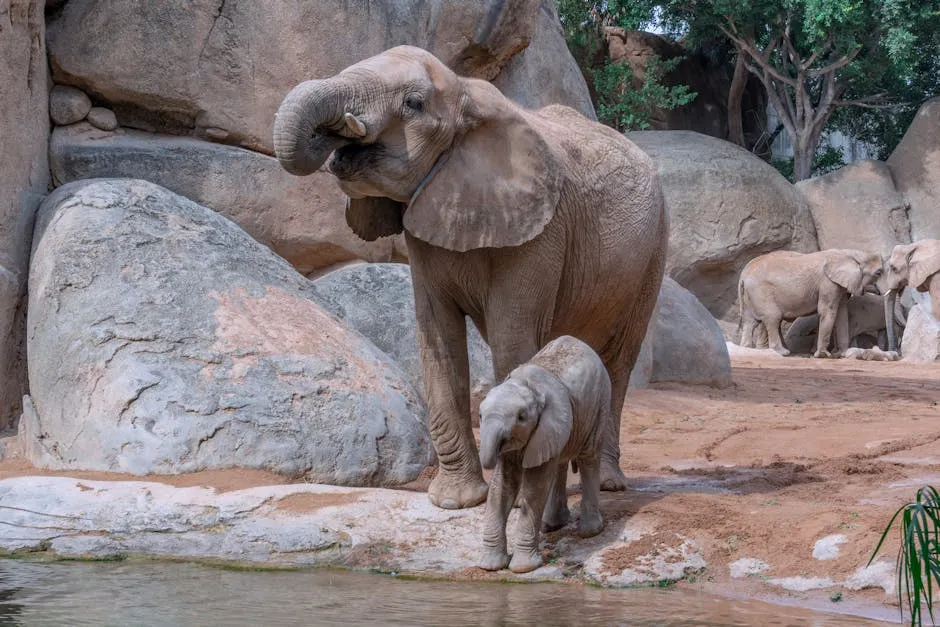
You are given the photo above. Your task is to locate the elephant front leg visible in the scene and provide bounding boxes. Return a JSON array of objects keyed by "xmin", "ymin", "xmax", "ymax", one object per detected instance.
[
  {"xmin": 815, "ymin": 297, "xmax": 842, "ymax": 358},
  {"xmin": 510, "ymin": 463, "xmax": 553, "ymax": 574},
  {"xmin": 479, "ymin": 454, "xmax": 521, "ymax": 571},
  {"xmin": 576, "ymin": 454, "xmax": 604, "ymax": 538},
  {"xmin": 541, "ymin": 462, "xmax": 570, "ymax": 532},
  {"xmin": 413, "ymin": 282, "xmax": 488, "ymax": 510}
]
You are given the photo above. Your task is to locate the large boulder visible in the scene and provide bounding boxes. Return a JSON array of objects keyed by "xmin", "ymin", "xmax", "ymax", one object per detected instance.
[
  {"xmin": 24, "ymin": 179, "xmax": 432, "ymax": 485},
  {"xmin": 0, "ymin": 0, "xmax": 49, "ymax": 429},
  {"xmin": 649, "ymin": 278, "xmax": 732, "ymax": 388},
  {"xmin": 796, "ymin": 160, "xmax": 911, "ymax": 258},
  {"xmin": 627, "ymin": 131, "xmax": 818, "ymax": 323},
  {"xmin": 901, "ymin": 304, "xmax": 940, "ymax": 362},
  {"xmin": 310, "ymin": 263, "xmax": 495, "ymax": 403},
  {"xmin": 46, "ymin": 0, "xmax": 592, "ymax": 153},
  {"xmin": 50, "ymin": 124, "xmax": 400, "ymax": 276},
  {"xmin": 888, "ymin": 98, "xmax": 940, "ymax": 241},
  {"xmin": 44, "ymin": 0, "xmax": 593, "ymax": 276}
]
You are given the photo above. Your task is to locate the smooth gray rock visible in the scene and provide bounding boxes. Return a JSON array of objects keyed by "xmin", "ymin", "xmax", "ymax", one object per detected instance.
[
  {"xmin": 49, "ymin": 84, "xmax": 91, "ymax": 125},
  {"xmin": 50, "ymin": 123, "xmax": 401, "ymax": 276},
  {"xmin": 901, "ymin": 304, "xmax": 940, "ymax": 362},
  {"xmin": 25, "ymin": 179, "xmax": 432, "ymax": 485},
  {"xmin": 888, "ymin": 97, "xmax": 940, "ymax": 241},
  {"xmin": 0, "ymin": 0, "xmax": 49, "ymax": 429},
  {"xmin": 650, "ymin": 278, "xmax": 732, "ymax": 388},
  {"xmin": 627, "ymin": 131, "xmax": 818, "ymax": 323},
  {"xmin": 86, "ymin": 106, "xmax": 118, "ymax": 131},
  {"xmin": 311, "ymin": 263, "xmax": 495, "ymax": 406}
]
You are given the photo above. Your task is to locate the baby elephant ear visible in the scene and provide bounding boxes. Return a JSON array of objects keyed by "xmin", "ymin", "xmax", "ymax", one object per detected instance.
[
  {"xmin": 520, "ymin": 366, "xmax": 573, "ymax": 469},
  {"xmin": 345, "ymin": 196, "xmax": 404, "ymax": 241},
  {"xmin": 824, "ymin": 253, "xmax": 864, "ymax": 297},
  {"xmin": 403, "ymin": 81, "xmax": 561, "ymax": 252}
]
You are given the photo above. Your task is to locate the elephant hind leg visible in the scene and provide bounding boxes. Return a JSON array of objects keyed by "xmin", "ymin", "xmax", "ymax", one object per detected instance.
[{"xmin": 764, "ymin": 316, "xmax": 790, "ymax": 356}]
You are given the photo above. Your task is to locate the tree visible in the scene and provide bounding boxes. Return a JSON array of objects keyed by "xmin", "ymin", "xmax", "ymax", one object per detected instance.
[
  {"xmin": 656, "ymin": 0, "xmax": 940, "ymax": 181},
  {"xmin": 555, "ymin": 1, "xmax": 697, "ymax": 131}
]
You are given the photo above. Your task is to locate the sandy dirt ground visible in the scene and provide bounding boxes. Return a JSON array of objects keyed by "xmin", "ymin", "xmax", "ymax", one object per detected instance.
[{"xmin": 1, "ymin": 352, "xmax": 938, "ymax": 620}]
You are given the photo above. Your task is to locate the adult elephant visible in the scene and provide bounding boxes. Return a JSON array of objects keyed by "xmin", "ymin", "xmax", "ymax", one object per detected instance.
[
  {"xmin": 883, "ymin": 240, "xmax": 940, "ymax": 352},
  {"xmin": 738, "ymin": 249, "xmax": 884, "ymax": 357},
  {"xmin": 273, "ymin": 46, "xmax": 667, "ymax": 509}
]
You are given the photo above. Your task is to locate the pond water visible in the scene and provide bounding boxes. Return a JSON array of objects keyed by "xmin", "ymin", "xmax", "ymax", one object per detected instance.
[{"xmin": 0, "ymin": 560, "xmax": 892, "ymax": 626}]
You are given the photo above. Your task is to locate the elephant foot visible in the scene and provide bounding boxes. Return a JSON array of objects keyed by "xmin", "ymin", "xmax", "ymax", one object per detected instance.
[
  {"xmin": 478, "ymin": 547, "xmax": 510, "ymax": 571},
  {"xmin": 428, "ymin": 472, "xmax": 488, "ymax": 510},
  {"xmin": 541, "ymin": 505, "xmax": 570, "ymax": 532},
  {"xmin": 813, "ymin": 349, "xmax": 832, "ymax": 359},
  {"xmin": 772, "ymin": 346, "xmax": 791, "ymax": 356},
  {"xmin": 600, "ymin": 461, "xmax": 628, "ymax": 492},
  {"xmin": 577, "ymin": 512, "xmax": 604, "ymax": 538},
  {"xmin": 509, "ymin": 549, "xmax": 543, "ymax": 574}
]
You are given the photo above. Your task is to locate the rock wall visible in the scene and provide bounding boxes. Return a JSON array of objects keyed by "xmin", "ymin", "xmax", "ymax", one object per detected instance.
[
  {"xmin": 41, "ymin": 0, "xmax": 594, "ymax": 277},
  {"xmin": 0, "ymin": 0, "xmax": 49, "ymax": 429},
  {"xmin": 888, "ymin": 97, "xmax": 940, "ymax": 242}
]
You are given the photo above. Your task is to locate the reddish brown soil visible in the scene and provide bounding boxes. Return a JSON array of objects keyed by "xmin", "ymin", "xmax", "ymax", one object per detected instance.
[{"xmin": 273, "ymin": 491, "xmax": 361, "ymax": 513}]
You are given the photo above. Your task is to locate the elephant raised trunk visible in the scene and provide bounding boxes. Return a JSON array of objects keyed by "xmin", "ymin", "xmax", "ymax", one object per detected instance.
[
  {"xmin": 884, "ymin": 288, "xmax": 900, "ymax": 352},
  {"xmin": 273, "ymin": 79, "xmax": 359, "ymax": 176}
]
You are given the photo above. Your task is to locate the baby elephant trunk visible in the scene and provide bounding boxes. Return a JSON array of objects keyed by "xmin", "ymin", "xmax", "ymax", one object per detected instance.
[{"xmin": 479, "ymin": 423, "xmax": 509, "ymax": 470}]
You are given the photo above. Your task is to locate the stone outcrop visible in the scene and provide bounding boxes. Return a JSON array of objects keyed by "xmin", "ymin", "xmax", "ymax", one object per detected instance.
[
  {"xmin": 901, "ymin": 304, "xmax": 940, "ymax": 362},
  {"xmin": 796, "ymin": 160, "xmax": 911, "ymax": 258},
  {"xmin": 42, "ymin": 0, "xmax": 594, "ymax": 276},
  {"xmin": 649, "ymin": 278, "xmax": 732, "ymax": 387},
  {"xmin": 49, "ymin": 123, "xmax": 401, "ymax": 275},
  {"xmin": 46, "ymin": 0, "xmax": 592, "ymax": 153},
  {"xmin": 627, "ymin": 131, "xmax": 818, "ymax": 323},
  {"xmin": 605, "ymin": 29, "xmax": 767, "ymax": 151},
  {"xmin": 888, "ymin": 98, "xmax": 940, "ymax": 241},
  {"xmin": 25, "ymin": 179, "xmax": 432, "ymax": 485},
  {"xmin": 310, "ymin": 263, "xmax": 495, "ymax": 405},
  {"xmin": 0, "ymin": 0, "xmax": 49, "ymax": 429}
]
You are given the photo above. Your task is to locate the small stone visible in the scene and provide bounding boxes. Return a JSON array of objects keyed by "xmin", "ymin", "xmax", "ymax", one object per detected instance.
[
  {"xmin": 49, "ymin": 85, "xmax": 92, "ymax": 125},
  {"xmin": 86, "ymin": 107, "xmax": 118, "ymax": 131},
  {"xmin": 729, "ymin": 557, "xmax": 770, "ymax": 578},
  {"xmin": 768, "ymin": 576, "xmax": 836, "ymax": 592},
  {"xmin": 202, "ymin": 126, "xmax": 230, "ymax": 142},
  {"xmin": 812, "ymin": 534, "xmax": 847, "ymax": 560}
]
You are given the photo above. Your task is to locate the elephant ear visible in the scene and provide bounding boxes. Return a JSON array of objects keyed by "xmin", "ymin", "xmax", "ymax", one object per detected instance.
[
  {"xmin": 403, "ymin": 81, "xmax": 561, "ymax": 252},
  {"xmin": 908, "ymin": 241, "xmax": 940, "ymax": 292},
  {"xmin": 519, "ymin": 365, "xmax": 573, "ymax": 469},
  {"xmin": 345, "ymin": 196, "xmax": 404, "ymax": 241},
  {"xmin": 824, "ymin": 253, "xmax": 864, "ymax": 296}
]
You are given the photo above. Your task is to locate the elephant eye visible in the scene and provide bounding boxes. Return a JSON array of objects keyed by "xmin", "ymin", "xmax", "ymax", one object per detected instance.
[
  {"xmin": 404, "ymin": 95, "xmax": 424, "ymax": 113},
  {"xmin": 516, "ymin": 410, "xmax": 525, "ymax": 422}
]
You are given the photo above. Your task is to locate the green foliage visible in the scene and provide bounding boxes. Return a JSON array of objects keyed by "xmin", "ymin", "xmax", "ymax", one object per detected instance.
[
  {"xmin": 555, "ymin": 1, "xmax": 697, "ymax": 132},
  {"xmin": 593, "ymin": 57, "xmax": 697, "ymax": 131},
  {"xmin": 871, "ymin": 486, "xmax": 940, "ymax": 626},
  {"xmin": 770, "ymin": 144, "xmax": 845, "ymax": 182}
]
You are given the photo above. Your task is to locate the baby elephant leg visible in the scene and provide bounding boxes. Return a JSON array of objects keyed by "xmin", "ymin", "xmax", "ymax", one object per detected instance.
[
  {"xmin": 577, "ymin": 455, "xmax": 604, "ymax": 538},
  {"xmin": 541, "ymin": 462, "xmax": 570, "ymax": 532},
  {"xmin": 510, "ymin": 463, "xmax": 554, "ymax": 574},
  {"xmin": 479, "ymin": 454, "xmax": 521, "ymax": 571}
]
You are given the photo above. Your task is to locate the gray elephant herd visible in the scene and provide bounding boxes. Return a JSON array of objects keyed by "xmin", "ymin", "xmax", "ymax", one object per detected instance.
[
  {"xmin": 271, "ymin": 46, "xmax": 939, "ymax": 573},
  {"xmin": 739, "ymin": 241, "xmax": 940, "ymax": 358}
]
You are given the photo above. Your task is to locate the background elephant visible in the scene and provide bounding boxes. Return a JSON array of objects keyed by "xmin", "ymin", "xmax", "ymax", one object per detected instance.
[
  {"xmin": 478, "ymin": 336, "xmax": 608, "ymax": 573},
  {"xmin": 738, "ymin": 249, "xmax": 883, "ymax": 357},
  {"xmin": 883, "ymin": 240, "xmax": 940, "ymax": 352},
  {"xmin": 783, "ymin": 293, "xmax": 909, "ymax": 354},
  {"xmin": 274, "ymin": 46, "xmax": 667, "ymax": 509}
]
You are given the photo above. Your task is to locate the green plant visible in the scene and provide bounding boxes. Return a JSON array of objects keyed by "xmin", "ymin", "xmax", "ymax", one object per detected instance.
[
  {"xmin": 592, "ymin": 56, "xmax": 697, "ymax": 131},
  {"xmin": 870, "ymin": 486, "xmax": 940, "ymax": 626}
]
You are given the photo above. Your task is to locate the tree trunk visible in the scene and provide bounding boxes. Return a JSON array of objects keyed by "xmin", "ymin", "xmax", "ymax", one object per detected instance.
[
  {"xmin": 792, "ymin": 144, "xmax": 814, "ymax": 182},
  {"xmin": 727, "ymin": 53, "xmax": 747, "ymax": 147}
]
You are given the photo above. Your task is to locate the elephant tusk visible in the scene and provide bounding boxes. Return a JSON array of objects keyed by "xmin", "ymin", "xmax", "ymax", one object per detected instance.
[{"xmin": 344, "ymin": 112, "xmax": 367, "ymax": 138}]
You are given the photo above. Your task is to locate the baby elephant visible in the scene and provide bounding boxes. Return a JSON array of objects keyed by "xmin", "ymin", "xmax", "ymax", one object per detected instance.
[{"xmin": 478, "ymin": 335, "xmax": 610, "ymax": 573}]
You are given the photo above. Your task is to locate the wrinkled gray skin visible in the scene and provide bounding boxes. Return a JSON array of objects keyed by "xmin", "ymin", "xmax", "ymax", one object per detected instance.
[
  {"xmin": 273, "ymin": 46, "xmax": 667, "ymax": 509},
  {"xmin": 882, "ymin": 240, "xmax": 940, "ymax": 352},
  {"xmin": 477, "ymin": 336, "xmax": 609, "ymax": 573},
  {"xmin": 738, "ymin": 249, "xmax": 884, "ymax": 357}
]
